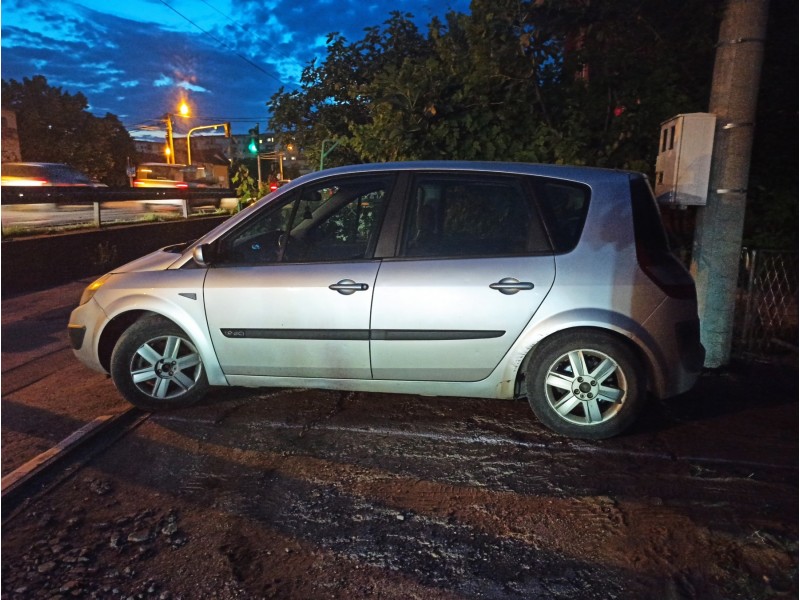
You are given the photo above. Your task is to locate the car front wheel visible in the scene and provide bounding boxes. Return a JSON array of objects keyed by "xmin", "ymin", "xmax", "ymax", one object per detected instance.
[
  {"xmin": 110, "ymin": 316, "xmax": 208, "ymax": 410},
  {"xmin": 525, "ymin": 331, "xmax": 646, "ymax": 439}
]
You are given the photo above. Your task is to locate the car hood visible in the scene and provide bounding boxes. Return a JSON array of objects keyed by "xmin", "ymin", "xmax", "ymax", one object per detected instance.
[{"xmin": 110, "ymin": 246, "xmax": 187, "ymax": 274}]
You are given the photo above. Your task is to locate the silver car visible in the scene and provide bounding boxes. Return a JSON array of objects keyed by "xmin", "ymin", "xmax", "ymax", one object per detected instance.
[{"xmin": 68, "ymin": 162, "xmax": 704, "ymax": 439}]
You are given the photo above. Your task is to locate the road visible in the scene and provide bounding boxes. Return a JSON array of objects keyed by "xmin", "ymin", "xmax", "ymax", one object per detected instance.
[{"xmin": 1, "ymin": 280, "xmax": 797, "ymax": 599}]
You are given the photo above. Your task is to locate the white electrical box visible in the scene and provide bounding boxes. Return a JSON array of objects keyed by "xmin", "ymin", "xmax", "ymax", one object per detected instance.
[{"xmin": 654, "ymin": 113, "xmax": 716, "ymax": 206}]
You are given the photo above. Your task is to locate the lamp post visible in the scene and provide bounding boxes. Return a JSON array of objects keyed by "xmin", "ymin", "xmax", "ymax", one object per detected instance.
[
  {"xmin": 320, "ymin": 139, "xmax": 340, "ymax": 171},
  {"xmin": 165, "ymin": 114, "xmax": 176, "ymax": 164},
  {"xmin": 164, "ymin": 101, "xmax": 191, "ymax": 164}
]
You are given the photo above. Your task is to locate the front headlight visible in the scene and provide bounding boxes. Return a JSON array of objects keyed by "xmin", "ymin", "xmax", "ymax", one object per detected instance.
[{"xmin": 78, "ymin": 274, "xmax": 112, "ymax": 306}]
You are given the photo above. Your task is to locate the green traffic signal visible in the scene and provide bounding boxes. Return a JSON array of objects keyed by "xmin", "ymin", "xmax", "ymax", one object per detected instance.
[{"xmin": 248, "ymin": 125, "xmax": 259, "ymax": 154}]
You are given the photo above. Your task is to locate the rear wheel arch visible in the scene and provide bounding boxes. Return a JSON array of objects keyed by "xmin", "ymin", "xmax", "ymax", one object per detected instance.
[
  {"xmin": 515, "ymin": 326, "xmax": 652, "ymax": 395},
  {"xmin": 518, "ymin": 327, "xmax": 650, "ymax": 439}
]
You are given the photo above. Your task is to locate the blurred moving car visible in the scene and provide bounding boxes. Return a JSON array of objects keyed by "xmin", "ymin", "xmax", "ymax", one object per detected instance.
[
  {"xmin": 133, "ymin": 163, "xmax": 223, "ymax": 209},
  {"xmin": 1, "ymin": 162, "xmax": 105, "ymax": 187},
  {"xmin": 68, "ymin": 161, "xmax": 705, "ymax": 440},
  {"xmin": 133, "ymin": 163, "xmax": 222, "ymax": 189}
]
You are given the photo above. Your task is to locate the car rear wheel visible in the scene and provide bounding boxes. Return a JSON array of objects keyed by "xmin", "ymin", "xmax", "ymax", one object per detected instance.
[
  {"xmin": 525, "ymin": 331, "xmax": 646, "ymax": 439},
  {"xmin": 110, "ymin": 316, "xmax": 208, "ymax": 410}
]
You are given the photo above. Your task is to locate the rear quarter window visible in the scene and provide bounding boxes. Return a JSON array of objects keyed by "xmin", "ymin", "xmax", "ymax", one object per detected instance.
[{"xmin": 529, "ymin": 178, "xmax": 591, "ymax": 253}]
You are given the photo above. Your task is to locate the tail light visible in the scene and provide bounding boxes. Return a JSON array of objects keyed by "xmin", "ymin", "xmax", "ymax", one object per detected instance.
[
  {"xmin": 630, "ymin": 176, "xmax": 697, "ymax": 300},
  {"xmin": 636, "ymin": 241, "xmax": 698, "ymax": 300}
]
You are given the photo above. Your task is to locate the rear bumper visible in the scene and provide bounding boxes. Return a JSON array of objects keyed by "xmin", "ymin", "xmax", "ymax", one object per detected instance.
[
  {"xmin": 676, "ymin": 318, "xmax": 705, "ymax": 373},
  {"xmin": 642, "ymin": 300, "xmax": 705, "ymax": 399}
]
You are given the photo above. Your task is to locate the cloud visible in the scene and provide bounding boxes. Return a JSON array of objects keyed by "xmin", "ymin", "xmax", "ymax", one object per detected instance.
[
  {"xmin": 2, "ymin": 0, "xmax": 470, "ymax": 135},
  {"xmin": 153, "ymin": 75, "xmax": 174, "ymax": 88},
  {"xmin": 178, "ymin": 81, "xmax": 209, "ymax": 94}
]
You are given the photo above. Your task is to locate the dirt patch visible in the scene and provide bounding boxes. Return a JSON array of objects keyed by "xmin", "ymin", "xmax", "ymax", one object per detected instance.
[{"xmin": 2, "ymin": 375, "xmax": 797, "ymax": 599}]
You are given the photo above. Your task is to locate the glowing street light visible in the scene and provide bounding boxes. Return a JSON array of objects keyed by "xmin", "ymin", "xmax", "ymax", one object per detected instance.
[{"xmin": 164, "ymin": 100, "xmax": 192, "ymax": 164}]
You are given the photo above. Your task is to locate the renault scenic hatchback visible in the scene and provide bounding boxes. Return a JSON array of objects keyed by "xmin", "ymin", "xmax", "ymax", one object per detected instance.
[{"xmin": 68, "ymin": 162, "xmax": 704, "ymax": 439}]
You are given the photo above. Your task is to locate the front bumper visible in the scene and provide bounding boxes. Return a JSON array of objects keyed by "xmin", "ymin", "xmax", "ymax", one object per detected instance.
[
  {"xmin": 68, "ymin": 324, "xmax": 86, "ymax": 350},
  {"xmin": 67, "ymin": 298, "xmax": 110, "ymax": 375}
]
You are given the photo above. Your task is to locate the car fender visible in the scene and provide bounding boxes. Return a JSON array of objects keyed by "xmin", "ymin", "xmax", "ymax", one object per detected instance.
[
  {"xmin": 496, "ymin": 307, "xmax": 668, "ymax": 397},
  {"xmin": 99, "ymin": 291, "xmax": 228, "ymax": 386}
]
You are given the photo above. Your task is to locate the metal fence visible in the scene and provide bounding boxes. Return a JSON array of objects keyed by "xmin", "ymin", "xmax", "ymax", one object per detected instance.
[
  {"xmin": 1, "ymin": 187, "xmax": 237, "ymax": 234},
  {"xmin": 733, "ymin": 248, "xmax": 799, "ymax": 361}
]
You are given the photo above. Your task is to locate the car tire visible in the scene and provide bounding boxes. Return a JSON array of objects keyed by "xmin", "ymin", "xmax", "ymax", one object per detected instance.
[
  {"xmin": 525, "ymin": 330, "xmax": 646, "ymax": 439},
  {"xmin": 110, "ymin": 316, "xmax": 208, "ymax": 410}
]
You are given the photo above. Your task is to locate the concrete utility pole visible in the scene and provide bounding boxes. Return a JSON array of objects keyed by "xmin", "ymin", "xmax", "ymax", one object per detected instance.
[{"xmin": 691, "ymin": 0, "xmax": 770, "ymax": 368}]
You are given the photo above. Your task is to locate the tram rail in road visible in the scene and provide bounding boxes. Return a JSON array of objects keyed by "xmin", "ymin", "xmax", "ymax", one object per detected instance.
[{"xmin": 1, "ymin": 407, "xmax": 150, "ymax": 522}]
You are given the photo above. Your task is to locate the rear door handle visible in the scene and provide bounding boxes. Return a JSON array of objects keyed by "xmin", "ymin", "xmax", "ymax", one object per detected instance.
[
  {"xmin": 490, "ymin": 277, "xmax": 534, "ymax": 295},
  {"xmin": 329, "ymin": 279, "xmax": 369, "ymax": 295}
]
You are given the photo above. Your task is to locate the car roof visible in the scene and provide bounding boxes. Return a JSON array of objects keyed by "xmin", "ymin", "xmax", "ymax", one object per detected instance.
[{"xmin": 287, "ymin": 161, "xmax": 640, "ymax": 189}]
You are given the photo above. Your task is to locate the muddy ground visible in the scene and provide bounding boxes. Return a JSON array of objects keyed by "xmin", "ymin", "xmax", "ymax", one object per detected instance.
[{"xmin": 1, "ymin": 281, "xmax": 798, "ymax": 599}]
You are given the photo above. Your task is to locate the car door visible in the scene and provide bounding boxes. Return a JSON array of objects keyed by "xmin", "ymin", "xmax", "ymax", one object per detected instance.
[
  {"xmin": 203, "ymin": 174, "xmax": 394, "ymax": 379},
  {"xmin": 370, "ymin": 173, "xmax": 559, "ymax": 382}
]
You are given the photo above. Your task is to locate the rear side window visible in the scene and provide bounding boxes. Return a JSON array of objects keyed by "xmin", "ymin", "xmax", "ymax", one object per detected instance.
[
  {"xmin": 401, "ymin": 175, "xmax": 550, "ymax": 258},
  {"xmin": 531, "ymin": 179, "xmax": 591, "ymax": 253}
]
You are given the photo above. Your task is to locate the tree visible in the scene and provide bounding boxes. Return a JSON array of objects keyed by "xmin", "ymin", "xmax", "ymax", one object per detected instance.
[
  {"xmin": 268, "ymin": 1, "xmax": 721, "ymax": 171},
  {"xmin": 1, "ymin": 75, "xmax": 137, "ymax": 186}
]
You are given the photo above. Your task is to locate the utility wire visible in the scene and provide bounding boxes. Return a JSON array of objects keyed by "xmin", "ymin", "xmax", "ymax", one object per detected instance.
[
  {"xmin": 195, "ymin": 0, "xmax": 297, "ymax": 64},
  {"xmin": 158, "ymin": 0, "xmax": 284, "ymax": 84}
]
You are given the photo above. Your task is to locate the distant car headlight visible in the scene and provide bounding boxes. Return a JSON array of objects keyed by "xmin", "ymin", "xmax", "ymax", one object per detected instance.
[{"xmin": 79, "ymin": 274, "xmax": 112, "ymax": 306}]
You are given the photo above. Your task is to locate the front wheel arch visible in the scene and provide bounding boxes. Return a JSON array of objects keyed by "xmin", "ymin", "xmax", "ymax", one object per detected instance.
[
  {"xmin": 522, "ymin": 328, "xmax": 648, "ymax": 439},
  {"xmin": 110, "ymin": 314, "xmax": 209, "ymax": 410}
]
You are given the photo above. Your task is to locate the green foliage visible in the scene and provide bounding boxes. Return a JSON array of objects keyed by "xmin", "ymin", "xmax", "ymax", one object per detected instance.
[
  {"xmin": 1, "ymin": 75, "xmax": 138, "ymax": 186},
  {"xmin": 231, "ymin": 164, "xmax": 271, "ymax": 210},
  {"xmin": 268, "ymin": 1, "xmax": 720, "ymax": 172}
]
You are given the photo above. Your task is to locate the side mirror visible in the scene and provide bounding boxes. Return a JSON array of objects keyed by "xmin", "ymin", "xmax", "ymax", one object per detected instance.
[{"xmin": 192, "ymin": 243, "xmax": 213, "ymax": 267}]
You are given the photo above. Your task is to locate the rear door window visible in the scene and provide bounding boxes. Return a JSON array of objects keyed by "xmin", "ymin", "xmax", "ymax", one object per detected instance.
[{"xmin": 401, "ymin": 175, "xmax": 550, "ymax": 258}]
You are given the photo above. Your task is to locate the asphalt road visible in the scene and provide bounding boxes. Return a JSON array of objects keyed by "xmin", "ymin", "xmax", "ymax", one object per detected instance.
[{"xmin": 1, "ymin": 280, "xmax": 797, "ymax": 599}]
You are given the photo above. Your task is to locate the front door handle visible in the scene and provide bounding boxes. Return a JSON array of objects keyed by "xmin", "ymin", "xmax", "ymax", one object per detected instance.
[
  {"xmin": 329, "ymin": 279, "xmax": 370, "ymax": 295},
  {"xmin": 490, "ymin": 277, "xmax": 534, "ymax": 295}
]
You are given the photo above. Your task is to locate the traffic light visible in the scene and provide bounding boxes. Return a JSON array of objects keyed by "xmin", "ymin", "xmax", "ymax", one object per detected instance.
[{"xmin": 247, "ymin": 125, "xmax": 260, "ymax": 154}]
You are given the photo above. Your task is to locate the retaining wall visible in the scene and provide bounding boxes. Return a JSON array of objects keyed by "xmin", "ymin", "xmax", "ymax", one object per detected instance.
[{"xmin": 1, "ymin": 216, "xmax": 229, "ymax": 297}]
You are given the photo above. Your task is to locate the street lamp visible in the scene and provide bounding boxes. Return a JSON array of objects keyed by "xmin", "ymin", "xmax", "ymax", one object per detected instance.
[
  {"xmin": 165, "ymin": 114, "xmax": 176, "ymax": 164},
  {"xmin": 320, "ymin": 139, "xmax": 340, "ymax": 170},
  {"xmin": 164, "ymin": 101, "xmax": 191, "ymax": 164}
]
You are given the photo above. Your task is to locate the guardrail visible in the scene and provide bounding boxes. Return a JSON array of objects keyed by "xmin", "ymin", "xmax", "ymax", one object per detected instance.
[
  {"xmin": 0, "ymin": 186, "xmax": 235, "ymax": 205},
  {"xmin": 1, "ymin": 186, "xmax": 237, "ymax": 228}
]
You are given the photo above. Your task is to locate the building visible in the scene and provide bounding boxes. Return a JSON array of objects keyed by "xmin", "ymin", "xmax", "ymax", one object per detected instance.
[{"xmin": 1, "ymin": 109, "xmax": 22, "ymax": 163}]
